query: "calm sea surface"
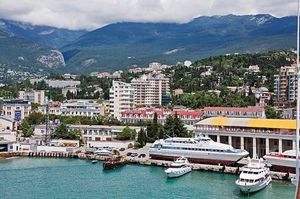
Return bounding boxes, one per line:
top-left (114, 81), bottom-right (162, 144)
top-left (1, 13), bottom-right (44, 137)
top-left (0, 157), bottom-right (296, 199)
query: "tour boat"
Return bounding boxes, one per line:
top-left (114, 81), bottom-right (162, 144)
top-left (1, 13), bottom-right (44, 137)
top-left (235, 157), bottom-right (272, 193)
top-left (165, 157), bottom-right (192, 178)
top-left (263, 150), bottom-right (298, 173)
top-left (149, 136), bottom-right (249, 166)
top-left (103, 156), bottom-right (126, 170)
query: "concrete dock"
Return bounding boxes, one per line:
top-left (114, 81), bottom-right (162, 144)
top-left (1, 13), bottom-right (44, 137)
top-left (0, 151), bottom-right (296, 181)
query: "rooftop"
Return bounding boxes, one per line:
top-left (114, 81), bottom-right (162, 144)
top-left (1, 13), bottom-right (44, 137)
top-left (195, 117), bottom-right (296, 129)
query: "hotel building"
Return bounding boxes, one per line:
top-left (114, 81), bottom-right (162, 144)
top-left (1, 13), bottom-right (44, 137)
top-left (60, 100), bottom-right (104, 117)
top-left (273, 65), bottom-right (297, 105)
top-left (131, 73), bottom-right (170, 106)
top-left (109, 81), bottom-right (135, 119)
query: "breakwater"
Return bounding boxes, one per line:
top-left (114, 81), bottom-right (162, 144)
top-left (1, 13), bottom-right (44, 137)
top-left (0, 151), bottom-right (295, 181)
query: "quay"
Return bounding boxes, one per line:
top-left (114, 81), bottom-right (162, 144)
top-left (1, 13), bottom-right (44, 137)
top-left (0, 151), bottom-right (295, 181)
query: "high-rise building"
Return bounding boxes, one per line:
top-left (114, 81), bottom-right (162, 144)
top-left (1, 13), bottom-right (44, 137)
top-left (273, 65), bottom-right (297, 104)
top-left (131, 73), bottom-right (170, 106)
top-left (109, 81), bottom-right (135, 119)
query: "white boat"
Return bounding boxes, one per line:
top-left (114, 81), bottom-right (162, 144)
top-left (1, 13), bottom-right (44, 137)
top-left (149, 136), bottom-right (249, 165)
top-left (263, 150), bottom-right (298, 173)
top-left (235, 157), bottom-right (272, 193)
top-left (95, 149), bottom-right (112, 156)
top-left (165, 157), bottom-right (192, 178)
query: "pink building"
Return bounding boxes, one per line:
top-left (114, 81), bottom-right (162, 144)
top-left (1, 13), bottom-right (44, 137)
top-left (121, 108), bottom-right (203, 125)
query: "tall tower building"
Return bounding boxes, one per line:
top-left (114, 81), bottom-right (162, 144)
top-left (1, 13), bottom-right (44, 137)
top-left (109, 81), bottom-right (135, 119)
top-left (273, 65), bottom-right (297, 104)
top-left (131, 73), bottom-right (170, 107)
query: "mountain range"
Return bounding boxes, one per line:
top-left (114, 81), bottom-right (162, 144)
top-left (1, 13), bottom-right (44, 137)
top-left (0, 14), bottom-right (297, 74)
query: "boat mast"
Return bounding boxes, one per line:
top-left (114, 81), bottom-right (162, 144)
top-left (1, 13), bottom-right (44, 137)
top-left (296, 0), bottom-right (300, 194)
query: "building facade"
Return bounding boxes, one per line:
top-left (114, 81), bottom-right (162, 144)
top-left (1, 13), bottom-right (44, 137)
top-left (60, 100), bottom-right (104, 117)
top-left (109, 81), bottom-right (135, 119)
top-left (1, 99), bottom-right (31, 122)
top-left (195, 117), bottom-right (296, 158)
top-left (131, 73), bottom-right (170, 106)
top-left (19, 90), bottom-right (46, 105)
top-left (203, 107), bottom-right (266, 118)
top-left (121, 108), bottom-right (203, 125)
top-left (273, 65), bottom-right (297, 104)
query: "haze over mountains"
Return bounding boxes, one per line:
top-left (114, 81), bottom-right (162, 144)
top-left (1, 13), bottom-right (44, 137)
top-left (0, 14), bottom-right (297, 74)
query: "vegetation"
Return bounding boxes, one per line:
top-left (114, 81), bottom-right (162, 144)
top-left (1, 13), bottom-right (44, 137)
top-left (163, 114), bottom-right (190, 138)
top-left (135, 128), bottom-right (147, 148)
top-left (116, 126), bottom-right (137, 140)
top-left (21, 119), bottom-right (34, 137)
top-left (265, 105), bottom-right (282, 119)
top-left (51, 124), bottom-right (81, 140)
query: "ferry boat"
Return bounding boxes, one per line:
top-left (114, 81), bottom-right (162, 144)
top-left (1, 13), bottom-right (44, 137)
top-left (149, 136), bottom-right (249, 165)
top-left (263, 150), bottom-right (298, 173)
top-left (235, 157), bottom-right (271, 193)
top-left (165, 157), bottom-right (192, 178)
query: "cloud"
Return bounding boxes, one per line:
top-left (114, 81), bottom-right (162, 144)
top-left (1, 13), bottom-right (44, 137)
top-left (0, 0), bottom-right (296, 30)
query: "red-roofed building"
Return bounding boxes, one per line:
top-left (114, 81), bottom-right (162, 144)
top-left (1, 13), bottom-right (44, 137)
top-left (121, 108), bottom-right (203, 125)
top-left (203, 106), bottom-right (266, 118)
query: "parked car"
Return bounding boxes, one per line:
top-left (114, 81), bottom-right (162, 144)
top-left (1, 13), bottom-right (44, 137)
top-left (126, 152), bottom-right (132, 156)
top-left (119, 148), bottom-right (126, 151)
top-left (138, 154), bottom-right (146, 158)
top-left (130, 153), bottom-right (138, 157)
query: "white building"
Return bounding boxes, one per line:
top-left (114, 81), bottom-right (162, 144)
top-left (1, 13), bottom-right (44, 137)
top-left (131, 73), bottom-right (170, 106)
top-left (60, 100), bottom-right (105, 117)
top-left (19, 90), bottom-right (46, 105)
top-left (0, 116), bottom-right (16, 131)
top-left (45, 79), bottom-right (81, 88)
top-left (1, 99), bottom-right (31, 122)
top-left (109, 81), bottom-right (135, 119)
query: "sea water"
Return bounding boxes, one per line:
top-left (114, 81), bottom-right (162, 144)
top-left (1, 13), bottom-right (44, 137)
top-left (0, 158), bottom-right (296, 199)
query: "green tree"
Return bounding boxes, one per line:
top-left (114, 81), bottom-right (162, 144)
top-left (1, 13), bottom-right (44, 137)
top-left (265, 105), bottom-right (282, 119)
top-left (21, 119), bottom-right (33, 137)
top-left (26, 112), bottom-right (44, 125)
top-left (116, 126), bottom-right (136, 140)
top-left (136, 127), bottom-right (147, 148)
top-left (164, 114), bottom-right (189, 137)
top-left (52, 124), bottom-right (81, 140)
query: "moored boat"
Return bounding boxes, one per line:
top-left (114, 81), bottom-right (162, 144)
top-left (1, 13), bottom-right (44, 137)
top-left (165, 156), bottom-right (192, 178)
top-left (149, 136), bottom-right (249, 166)
top-left (235, 157), bottom-right (272, 194)
top-left (103, 156), bottom-right (126, 170)
top-left (263, 150), bottom-right (298, 173)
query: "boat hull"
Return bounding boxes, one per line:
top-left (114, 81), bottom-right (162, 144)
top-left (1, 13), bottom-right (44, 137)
top-left (149, 149), bottom-right (248, 166)
top-left (263, 156), bottom-right (296, 173)
top-left (236, 176), bottom-right (272, 194)
top-left (165, 167), bottom-right (192, 178)
top-left (103, 161), bottom-right (126, 170)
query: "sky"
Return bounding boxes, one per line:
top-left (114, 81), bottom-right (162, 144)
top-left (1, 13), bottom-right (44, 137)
top-left (0, 0), bottom-right (297, 30)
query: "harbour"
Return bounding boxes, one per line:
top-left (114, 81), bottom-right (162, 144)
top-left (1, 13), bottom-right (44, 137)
top-left (0, 151), bottom-right (296, 181)
top-left (0, 157), bottom-right (296, 199)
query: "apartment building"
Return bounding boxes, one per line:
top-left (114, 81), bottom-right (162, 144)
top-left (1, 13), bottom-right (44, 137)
top-left (19, 90), bottom-right (46, 105)
top-left (273, 65), bottom-right (297, 104)
top-left (131, 73), bottom-right (170, 106)
top-left (109, 81), bottom-right (135, 119)
top-left (60, 100), bottom-right (104, 117)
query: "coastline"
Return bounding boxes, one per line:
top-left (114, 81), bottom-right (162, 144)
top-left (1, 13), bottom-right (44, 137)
top-left (0, 151), bottom-right (295, 181)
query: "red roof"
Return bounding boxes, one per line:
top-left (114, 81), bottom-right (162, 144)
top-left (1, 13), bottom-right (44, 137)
top-left (203, 107), bottom-right (264, 112)
top-left (121, 108), bottom-right (203, 118)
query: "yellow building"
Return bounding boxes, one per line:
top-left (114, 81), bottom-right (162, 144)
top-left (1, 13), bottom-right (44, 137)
top-left (195, 117), bottom-right (296, 158)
